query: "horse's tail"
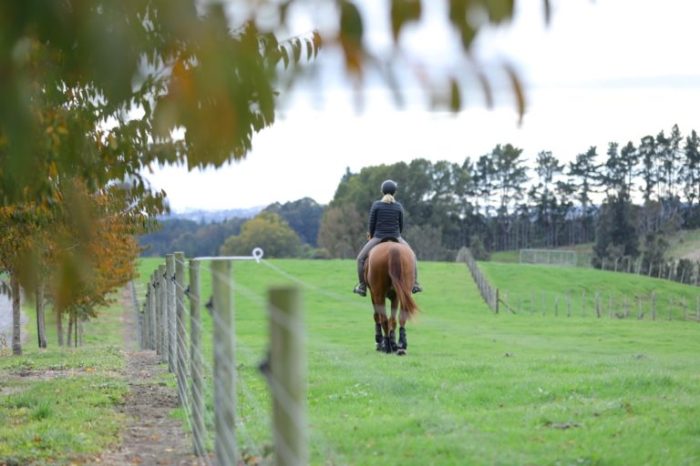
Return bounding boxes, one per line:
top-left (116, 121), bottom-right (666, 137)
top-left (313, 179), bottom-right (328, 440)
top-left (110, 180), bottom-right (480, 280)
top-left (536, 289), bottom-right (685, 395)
top-left (388, 245), bottom-right (419, 318)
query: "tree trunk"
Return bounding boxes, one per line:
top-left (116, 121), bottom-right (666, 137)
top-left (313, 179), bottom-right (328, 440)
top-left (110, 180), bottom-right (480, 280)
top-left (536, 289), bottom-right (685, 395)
top-left (67, 311), bottom-right (74, 347)
top-left (56, 309), bottom-right (64, 346)
top-left (36, 283), bottom-right (47, 348)
top-left (11, 274), bottom-right (21, 356)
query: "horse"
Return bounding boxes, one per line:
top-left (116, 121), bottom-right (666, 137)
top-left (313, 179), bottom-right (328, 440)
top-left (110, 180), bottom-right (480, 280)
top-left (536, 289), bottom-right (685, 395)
top-left (365, 240), bottom-right (419, 356)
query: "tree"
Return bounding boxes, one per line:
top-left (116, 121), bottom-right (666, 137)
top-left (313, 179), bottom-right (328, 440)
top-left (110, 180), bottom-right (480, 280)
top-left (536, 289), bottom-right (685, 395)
top-left (0, 1), bottom-right (320, 304)
top-left (317, 205), bottom-right (366, 259)
top-left (404, 225), bottom-right (450, 261)
top-left (264, 198), bottom-right (325, 247)
top-left (220, 212), bottom-right (302, 258)
top-left (568, 146), bottom-right (600, 243)
top-left (638, 135), bottom-right (657, 203)
top-left (528, 150), bottom-right (563, 247)
top-left (593, 193), bottom-right (639, 269)
top-left (683, 130), bottom-right (700, 226)
top-left (490, 144), bottom-right (528, 250)
top-left (0, 204), bottom-right (45, 354)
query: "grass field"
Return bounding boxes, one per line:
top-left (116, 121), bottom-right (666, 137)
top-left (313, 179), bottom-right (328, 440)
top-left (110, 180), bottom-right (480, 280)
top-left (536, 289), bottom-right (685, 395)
top-left (490, 228), bottom-right (700, 266)
top-left (0, 297), bottom-right (127, 465)
top-left (480, 262), bottom-right (700, 320)
top-left (137, 257), bottom-right (700, 466)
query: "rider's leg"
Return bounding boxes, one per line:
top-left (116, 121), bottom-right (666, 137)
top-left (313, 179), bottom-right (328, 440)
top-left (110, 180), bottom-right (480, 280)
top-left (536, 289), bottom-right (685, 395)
top-left (354, 238), bottom-right (380, 296)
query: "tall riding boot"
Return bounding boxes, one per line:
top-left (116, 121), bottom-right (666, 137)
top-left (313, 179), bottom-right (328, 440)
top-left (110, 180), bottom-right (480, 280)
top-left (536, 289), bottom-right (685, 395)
top-left (353, 258), bottom-right (367, 296)
top-left (412, 259), bottom-right (422, 294)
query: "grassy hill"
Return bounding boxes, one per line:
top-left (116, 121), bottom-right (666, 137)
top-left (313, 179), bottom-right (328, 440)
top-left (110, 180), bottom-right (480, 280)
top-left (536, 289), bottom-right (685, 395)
top-left (480, 261), bottom-right (699, 320)
top-left (491, 228), bottom-right (700, 266)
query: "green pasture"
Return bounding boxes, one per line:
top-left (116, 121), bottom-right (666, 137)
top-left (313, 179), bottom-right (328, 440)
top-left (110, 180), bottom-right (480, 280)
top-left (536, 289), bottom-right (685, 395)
top-left (137, 257), bottom-right (700, 466)
top-left (0, 298), bottom-right (126, 465)
top-left (490, 227), bottom-right (700, 267)
top-left (481, 262), bottom-right (700, 320)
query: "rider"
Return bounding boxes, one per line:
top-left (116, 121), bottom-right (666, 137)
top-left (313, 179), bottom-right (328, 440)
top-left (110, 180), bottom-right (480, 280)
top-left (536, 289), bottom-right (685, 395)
top-left (353, 179), bottom-right (422, 297)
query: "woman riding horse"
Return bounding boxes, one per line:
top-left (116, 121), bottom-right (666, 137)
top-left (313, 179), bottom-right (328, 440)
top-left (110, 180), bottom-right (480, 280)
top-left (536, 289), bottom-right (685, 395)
top-left (353, 179), bottom-right (422, 296)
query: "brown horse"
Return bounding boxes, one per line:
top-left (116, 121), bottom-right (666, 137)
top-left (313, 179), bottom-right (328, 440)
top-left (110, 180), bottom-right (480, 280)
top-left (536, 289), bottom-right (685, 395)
top-left (365, 240), bottom-right (419, 355)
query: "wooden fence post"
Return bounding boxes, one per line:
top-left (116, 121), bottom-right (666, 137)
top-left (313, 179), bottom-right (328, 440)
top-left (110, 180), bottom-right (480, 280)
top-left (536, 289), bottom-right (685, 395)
top-left (541, 291), bottom-right (546, 316)
top-left (651, 292), bottom-right (657, 320)
top-left (269, 286), bottom-right (307, 466)
top-left (175, 251), bottom-right (187, 405)
top-left (212, 260), bottom-right (236, 466)
top-left (149, 272), bottom-right (157, 350)
top-left (143, 287), bottom-right (150, 350)
top-left (189, 260), bottom-right (206, 457)
top-left (150, 268), bottom-right (163, 355)
top-left (130, 281), bottom-right (140, 348)
top-left (166, 254), bottom-right (175, 371)
top-left (159, 264), bottom-right (168, 364)
top-left (595, 291), bottom-right (601, 318)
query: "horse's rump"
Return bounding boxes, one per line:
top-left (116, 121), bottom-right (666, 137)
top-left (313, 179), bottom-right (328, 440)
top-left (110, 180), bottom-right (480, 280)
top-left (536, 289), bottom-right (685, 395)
top-left (367, 241), bottom-right (418, 318)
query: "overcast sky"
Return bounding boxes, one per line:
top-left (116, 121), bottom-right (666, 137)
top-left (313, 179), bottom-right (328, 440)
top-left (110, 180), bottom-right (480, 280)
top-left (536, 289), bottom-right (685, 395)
top-left (146, 0), bottom-right (700, 212)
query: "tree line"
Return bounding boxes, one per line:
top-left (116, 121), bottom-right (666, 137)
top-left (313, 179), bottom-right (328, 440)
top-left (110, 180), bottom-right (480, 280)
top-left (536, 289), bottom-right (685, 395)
top-left (140, 197), bottom-right (325, 258)
top-left (320, 124), bottom-right (700, 266)
top-left (185, 124), bottom-right (699, 273)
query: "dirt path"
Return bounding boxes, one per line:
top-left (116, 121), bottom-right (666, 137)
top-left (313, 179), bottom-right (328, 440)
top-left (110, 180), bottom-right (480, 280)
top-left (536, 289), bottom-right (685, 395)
top-left (98, 290), bottom-right (214, 465)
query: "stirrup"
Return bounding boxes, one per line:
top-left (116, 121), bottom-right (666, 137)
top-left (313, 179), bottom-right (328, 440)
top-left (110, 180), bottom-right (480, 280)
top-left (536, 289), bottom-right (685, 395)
top-left (411, 283), bottom-right (423, 294)
top-left (353, 283), bottom-right (367, 297)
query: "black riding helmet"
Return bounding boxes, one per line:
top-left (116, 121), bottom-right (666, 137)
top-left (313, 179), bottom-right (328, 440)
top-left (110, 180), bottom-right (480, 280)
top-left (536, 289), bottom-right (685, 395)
top-left (381, 179), bottom-right (397, 195)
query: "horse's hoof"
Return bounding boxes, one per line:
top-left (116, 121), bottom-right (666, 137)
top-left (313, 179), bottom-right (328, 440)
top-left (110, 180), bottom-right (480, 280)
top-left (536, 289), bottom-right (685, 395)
top-left (397, 349), bottom-right (406, 356)
top-left (376, 343), bottom-right (383, 351)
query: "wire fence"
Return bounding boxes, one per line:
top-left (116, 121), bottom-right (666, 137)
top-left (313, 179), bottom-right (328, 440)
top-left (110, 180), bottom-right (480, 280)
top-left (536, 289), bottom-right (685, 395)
top-left (134, 250), bottom-right (308, 466)
top-left (460, 249), bottom-right (700, 321)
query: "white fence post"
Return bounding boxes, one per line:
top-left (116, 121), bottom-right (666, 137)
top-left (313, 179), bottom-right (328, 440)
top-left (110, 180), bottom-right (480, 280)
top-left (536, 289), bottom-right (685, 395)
top-left (174, 251), bottom-right (187, 405)
top-left (211, 260), bottom-right (236, 465)
top-left (188, 259), bottom-right (206, 457)
top-left (269, 286), bottom-right (307, 466)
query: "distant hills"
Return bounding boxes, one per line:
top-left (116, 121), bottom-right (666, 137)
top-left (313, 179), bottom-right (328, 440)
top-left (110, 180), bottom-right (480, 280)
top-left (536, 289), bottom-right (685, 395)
top-left (160, 207), bottom-right (264, 223)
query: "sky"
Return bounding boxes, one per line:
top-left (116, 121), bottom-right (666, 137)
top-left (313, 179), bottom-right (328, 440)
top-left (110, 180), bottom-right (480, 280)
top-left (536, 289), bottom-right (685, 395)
top-left (145, 0), bottom-right (700, 212)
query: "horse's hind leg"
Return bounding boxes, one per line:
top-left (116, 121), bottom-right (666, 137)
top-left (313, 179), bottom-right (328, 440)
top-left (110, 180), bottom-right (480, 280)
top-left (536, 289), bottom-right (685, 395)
top-left (372, 311), bottom-right (383, 351)
top-left (387, 294), bottom-right (398, 353)
top-left (397, 308), bottom-right (409, 356)
top-left (372, 302), bottom-right (388, 352)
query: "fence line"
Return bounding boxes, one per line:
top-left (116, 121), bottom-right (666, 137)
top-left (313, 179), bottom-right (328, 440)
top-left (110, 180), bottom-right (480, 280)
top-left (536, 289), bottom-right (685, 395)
top-left (495, 288), bottom-right (700, 322)
top-left (459, 248), bottom-right (500, 313)
top-left (134, 249), bottom-right (311, 465)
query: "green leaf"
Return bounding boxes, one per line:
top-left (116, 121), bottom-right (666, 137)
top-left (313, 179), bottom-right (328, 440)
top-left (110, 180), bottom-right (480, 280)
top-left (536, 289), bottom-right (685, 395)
top-left (449, 78), bottom-right (461, 112)
top-left (390, 0), bottom-right (422, 43)
top-left (504, 63), bottom-right (526, 125)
